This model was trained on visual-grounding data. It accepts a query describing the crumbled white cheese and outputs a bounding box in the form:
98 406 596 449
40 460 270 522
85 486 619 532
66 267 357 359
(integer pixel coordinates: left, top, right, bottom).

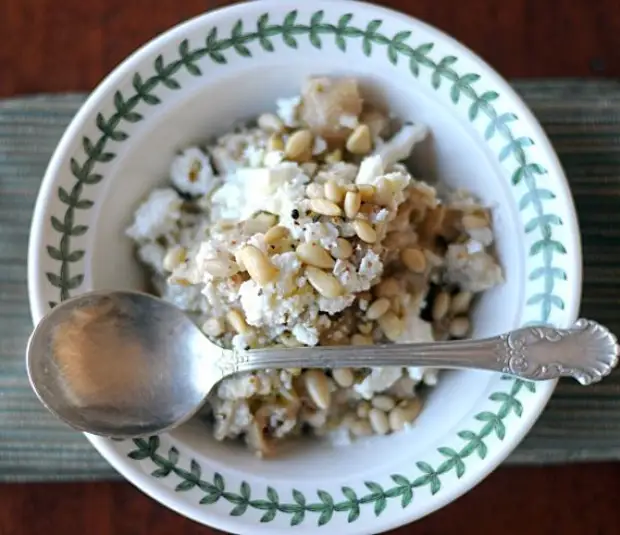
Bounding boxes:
292 324 319 346
126 188 183 242
445 244 504 292
355 367 403 399
375 123 429 167
170 147 217 196
276 96 302 127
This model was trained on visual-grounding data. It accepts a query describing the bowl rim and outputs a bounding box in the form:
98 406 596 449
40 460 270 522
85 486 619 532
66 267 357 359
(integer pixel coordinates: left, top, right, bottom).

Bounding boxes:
27 0 582 532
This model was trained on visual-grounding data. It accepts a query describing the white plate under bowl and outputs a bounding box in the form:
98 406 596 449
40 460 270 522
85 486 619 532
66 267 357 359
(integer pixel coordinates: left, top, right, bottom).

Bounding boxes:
27 1 581 533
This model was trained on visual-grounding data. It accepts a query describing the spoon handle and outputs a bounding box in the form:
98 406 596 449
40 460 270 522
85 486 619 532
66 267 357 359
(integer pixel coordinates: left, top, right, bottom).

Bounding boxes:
236 319 618 385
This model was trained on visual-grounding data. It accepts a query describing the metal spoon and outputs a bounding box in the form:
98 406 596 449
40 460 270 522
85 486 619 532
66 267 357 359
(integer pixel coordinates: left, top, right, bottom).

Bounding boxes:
26 290 619 439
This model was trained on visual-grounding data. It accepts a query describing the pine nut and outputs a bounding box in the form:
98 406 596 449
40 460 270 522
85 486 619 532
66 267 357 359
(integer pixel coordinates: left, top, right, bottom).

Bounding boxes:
346 124 372 155
324 149 342 163
264 225 289 245
449 316 470 338
390 295 403 316
331 237 353 260
432 291 451 321
203 259 238 278
202 317 224 337
306 183 324 199
303 370 331 410
357 184 376 201
284 129 313 162
450 291 473 314
309 198 342 217
358 322 373 335
267 133 284 152
388 398 424 431
351 333 373 345
258 112 284 132
305 266 343 298
227 309 250 334
401 247 427 274
344 191 362 219
374 278 400 298
366 297 391 320
163 245 186 272
350 419 373 437
368 408 390 435
324 180 345 204
237 245 279 286
352 219 377 243
296 242 335 269
332 368 354 388
462 213 488 230
372 395 396 412
356 401 371 419
378 311 404 341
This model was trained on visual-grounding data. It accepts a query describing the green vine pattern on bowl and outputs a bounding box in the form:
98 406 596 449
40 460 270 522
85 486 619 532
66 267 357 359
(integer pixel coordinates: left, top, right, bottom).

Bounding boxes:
127 376 534 526
42 9 559 526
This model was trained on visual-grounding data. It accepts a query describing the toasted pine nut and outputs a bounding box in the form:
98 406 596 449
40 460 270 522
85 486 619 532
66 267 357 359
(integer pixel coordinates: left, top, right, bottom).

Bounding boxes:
163 245 186 272
378 311 403 341
306 183 324 199
346 124 372 155
352 219 377 243
450 291 473 315
357 184 376 201
368 408 390 435
258 112 284 132
309 198 342 217
332 368 355 388
366 297 391 320
356 401 371 419
374 278 400 298
389 398 423 432
372 395 396 412
303 370 331 410
267 133 284 152
331 237 353 260
324 180 345 204
284 129 313 162
401 247 427 274
296 242 335 269
432 291 451 321
344 191 362 219
305 266 343 298
350 419 373 436
264 225 289 245
324 148 342 163
462 214 488 230
358 322 373 335
203 259 238 278
449 316 470 338
351 333 373 346
202 317 224 337
227 309 249 334
237 245 279 286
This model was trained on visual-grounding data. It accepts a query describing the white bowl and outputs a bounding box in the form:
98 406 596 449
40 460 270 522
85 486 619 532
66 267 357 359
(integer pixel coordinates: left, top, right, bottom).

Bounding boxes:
28 1 581 533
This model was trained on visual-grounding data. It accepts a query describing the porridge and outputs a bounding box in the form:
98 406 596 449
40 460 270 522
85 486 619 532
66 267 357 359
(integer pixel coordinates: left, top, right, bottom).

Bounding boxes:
126 77 503 457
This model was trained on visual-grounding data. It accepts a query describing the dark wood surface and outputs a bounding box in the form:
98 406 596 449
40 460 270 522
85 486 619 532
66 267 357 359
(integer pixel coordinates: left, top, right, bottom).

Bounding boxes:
2 0 620 533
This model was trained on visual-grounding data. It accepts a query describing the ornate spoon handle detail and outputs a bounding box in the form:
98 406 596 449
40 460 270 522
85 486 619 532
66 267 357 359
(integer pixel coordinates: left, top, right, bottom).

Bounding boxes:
230 319 618 385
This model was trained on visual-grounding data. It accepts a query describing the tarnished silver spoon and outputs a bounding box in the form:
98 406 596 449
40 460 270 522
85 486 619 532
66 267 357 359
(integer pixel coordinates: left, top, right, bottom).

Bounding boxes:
26 290 619 438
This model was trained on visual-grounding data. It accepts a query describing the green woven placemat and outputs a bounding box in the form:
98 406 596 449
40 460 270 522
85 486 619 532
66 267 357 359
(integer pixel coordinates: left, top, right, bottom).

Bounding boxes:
2 80 620 481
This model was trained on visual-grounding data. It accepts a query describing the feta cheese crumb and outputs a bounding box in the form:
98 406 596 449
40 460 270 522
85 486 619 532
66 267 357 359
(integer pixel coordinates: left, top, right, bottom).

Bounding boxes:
171 147 217 196
126 188 183 241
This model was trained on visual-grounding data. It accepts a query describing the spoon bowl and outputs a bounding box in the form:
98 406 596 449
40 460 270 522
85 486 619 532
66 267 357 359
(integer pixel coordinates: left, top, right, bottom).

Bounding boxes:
26 290 216 437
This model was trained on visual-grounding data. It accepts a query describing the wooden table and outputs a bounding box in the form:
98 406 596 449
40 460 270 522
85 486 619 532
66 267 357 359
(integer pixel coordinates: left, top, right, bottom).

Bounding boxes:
1 0 620 533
